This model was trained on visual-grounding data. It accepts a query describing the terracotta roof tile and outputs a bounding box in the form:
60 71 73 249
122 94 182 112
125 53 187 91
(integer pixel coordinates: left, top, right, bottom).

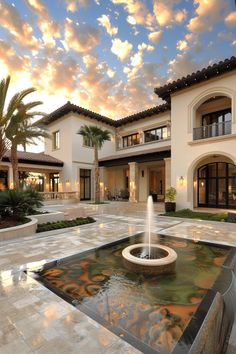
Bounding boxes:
3 151 63 167
42 101 115 127
154 56 236 102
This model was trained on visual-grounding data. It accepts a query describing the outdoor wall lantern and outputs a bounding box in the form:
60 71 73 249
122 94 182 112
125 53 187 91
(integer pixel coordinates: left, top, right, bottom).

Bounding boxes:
179 176 184 185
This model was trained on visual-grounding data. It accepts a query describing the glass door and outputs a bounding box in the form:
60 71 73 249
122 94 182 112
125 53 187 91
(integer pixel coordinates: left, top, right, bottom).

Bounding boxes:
50 173 59 192
80 169 91 200
198 162 236 209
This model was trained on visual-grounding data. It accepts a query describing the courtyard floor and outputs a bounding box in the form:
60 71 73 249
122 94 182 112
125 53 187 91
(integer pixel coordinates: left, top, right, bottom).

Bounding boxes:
0 203 235 353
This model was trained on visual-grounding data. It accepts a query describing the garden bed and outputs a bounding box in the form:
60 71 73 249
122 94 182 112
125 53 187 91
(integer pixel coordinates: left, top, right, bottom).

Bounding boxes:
0 217 29 229
0 217 38 241
162 209 236 222
37 217 95 233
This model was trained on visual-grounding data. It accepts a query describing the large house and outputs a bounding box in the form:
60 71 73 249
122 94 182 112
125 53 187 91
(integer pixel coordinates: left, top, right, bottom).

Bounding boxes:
1 56 236 210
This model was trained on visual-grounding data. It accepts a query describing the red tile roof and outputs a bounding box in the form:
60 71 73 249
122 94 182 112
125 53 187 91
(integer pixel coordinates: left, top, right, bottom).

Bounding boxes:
3 151 63 167
155 56 236 102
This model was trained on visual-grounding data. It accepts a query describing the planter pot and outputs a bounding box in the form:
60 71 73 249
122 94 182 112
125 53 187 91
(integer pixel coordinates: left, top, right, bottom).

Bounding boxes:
165 202 176 213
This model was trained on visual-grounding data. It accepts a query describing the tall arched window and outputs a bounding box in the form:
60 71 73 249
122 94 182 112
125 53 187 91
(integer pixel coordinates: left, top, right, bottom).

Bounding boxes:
198 163 236 208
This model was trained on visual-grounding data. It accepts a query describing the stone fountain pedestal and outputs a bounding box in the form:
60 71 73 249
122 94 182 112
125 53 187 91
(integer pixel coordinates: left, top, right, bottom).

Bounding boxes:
122 243 177 275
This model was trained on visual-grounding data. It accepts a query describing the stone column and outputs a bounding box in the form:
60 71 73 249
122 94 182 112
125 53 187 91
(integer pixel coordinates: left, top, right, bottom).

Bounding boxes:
8 165 14 189
128 162 139 202
45 173 50 192
164 158 171 192
77 167 80 200
99 167 107 201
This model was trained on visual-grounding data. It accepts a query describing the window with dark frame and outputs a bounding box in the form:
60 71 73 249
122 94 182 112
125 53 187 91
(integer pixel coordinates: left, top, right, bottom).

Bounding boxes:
144 126 167 143
53 131 60 149
122 133 140 148
202 108 231 126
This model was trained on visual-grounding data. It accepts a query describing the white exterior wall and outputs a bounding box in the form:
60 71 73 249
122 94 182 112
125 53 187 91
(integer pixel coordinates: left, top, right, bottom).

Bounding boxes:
44 112 116 194
44 114 74 192
171 71 236 210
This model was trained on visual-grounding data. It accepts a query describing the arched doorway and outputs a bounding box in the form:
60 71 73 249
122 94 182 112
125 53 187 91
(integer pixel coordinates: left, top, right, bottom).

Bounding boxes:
198 162 236 208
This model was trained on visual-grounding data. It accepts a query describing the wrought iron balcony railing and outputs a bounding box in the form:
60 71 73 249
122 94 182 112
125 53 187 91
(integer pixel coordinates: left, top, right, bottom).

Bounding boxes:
193 121 231 140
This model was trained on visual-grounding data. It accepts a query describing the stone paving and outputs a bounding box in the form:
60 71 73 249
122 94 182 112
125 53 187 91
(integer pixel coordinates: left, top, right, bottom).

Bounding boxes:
0 204 236 353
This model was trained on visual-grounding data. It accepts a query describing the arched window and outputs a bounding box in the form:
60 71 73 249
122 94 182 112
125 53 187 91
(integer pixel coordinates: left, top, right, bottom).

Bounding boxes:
198 163 236 208
193 95 232 140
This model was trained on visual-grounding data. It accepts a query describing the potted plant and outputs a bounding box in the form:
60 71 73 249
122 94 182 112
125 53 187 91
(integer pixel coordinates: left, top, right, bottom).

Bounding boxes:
165 187 177 212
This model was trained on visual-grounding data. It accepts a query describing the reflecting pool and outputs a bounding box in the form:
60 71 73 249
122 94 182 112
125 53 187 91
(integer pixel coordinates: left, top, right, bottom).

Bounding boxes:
31 234 233 353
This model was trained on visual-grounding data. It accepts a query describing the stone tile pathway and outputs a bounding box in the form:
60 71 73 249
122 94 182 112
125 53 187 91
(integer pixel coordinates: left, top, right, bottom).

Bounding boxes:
0 206 235 353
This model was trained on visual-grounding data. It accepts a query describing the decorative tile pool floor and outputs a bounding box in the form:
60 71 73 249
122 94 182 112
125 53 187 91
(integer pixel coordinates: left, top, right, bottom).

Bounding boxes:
0 207 236 353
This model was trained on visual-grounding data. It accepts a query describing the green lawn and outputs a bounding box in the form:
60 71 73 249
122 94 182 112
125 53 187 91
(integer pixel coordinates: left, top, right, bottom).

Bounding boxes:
162 208 236 222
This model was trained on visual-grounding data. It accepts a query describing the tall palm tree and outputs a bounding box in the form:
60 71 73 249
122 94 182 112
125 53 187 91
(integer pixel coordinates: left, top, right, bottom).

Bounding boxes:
78 125 111 203
5 102 49 189
0 76 36 165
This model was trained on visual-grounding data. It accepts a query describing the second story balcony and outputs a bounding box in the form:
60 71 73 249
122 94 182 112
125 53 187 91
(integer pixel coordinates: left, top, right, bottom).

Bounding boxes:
193 121 232 141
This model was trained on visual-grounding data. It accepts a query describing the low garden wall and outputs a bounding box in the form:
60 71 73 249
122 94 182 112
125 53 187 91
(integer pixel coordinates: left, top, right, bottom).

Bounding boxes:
28 211 65 224
0 218 37 242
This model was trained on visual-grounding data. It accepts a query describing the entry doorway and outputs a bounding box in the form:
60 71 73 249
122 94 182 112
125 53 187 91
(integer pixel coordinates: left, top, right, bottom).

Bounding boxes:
50 173 59 192
80 169 91 200
149 169 164 202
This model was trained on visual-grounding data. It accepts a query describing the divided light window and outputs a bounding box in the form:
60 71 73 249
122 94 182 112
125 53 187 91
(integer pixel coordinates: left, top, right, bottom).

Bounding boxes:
53 131 60 149
202 108 231 126
144 126 167 143
122 133 140 148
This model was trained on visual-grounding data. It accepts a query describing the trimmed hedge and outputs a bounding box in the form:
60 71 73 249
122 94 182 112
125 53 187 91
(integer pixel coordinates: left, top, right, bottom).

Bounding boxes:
37 216 95 233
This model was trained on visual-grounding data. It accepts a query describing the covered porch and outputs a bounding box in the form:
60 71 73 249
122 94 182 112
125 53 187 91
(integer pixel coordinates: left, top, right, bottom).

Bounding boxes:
0 151 63 193
99 149 171 203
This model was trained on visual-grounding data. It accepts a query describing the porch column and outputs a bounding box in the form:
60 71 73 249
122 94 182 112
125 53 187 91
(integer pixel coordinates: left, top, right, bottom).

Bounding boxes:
8 166 14 189
164 157 171 192
45 173 50 192
128 162 139 202
99 166 107 202
77 167 80 200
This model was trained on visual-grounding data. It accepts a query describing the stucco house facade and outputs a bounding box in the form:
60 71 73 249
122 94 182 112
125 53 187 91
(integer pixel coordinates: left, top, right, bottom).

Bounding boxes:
1 56 236 210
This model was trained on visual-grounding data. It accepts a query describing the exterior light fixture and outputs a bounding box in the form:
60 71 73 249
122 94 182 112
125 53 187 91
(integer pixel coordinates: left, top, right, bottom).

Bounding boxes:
179 176 184 185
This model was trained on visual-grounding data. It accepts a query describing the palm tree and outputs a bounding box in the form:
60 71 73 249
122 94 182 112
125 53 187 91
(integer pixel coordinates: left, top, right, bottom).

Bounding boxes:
5 102 49 189
0 76 36 165
78 125 111 203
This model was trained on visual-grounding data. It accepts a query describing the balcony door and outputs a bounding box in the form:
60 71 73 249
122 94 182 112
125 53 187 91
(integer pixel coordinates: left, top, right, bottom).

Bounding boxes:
80 169 91 200
198 162 236 208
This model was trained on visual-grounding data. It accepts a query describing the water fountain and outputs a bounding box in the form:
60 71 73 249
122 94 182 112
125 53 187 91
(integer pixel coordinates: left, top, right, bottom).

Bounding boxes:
122 195 177 274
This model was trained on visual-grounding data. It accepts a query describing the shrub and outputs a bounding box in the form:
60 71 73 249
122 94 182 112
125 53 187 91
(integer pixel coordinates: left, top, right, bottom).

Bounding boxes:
165 187 177 202
0 189 28 220
23 187 44 215
0 188 44 220
36 217 95 232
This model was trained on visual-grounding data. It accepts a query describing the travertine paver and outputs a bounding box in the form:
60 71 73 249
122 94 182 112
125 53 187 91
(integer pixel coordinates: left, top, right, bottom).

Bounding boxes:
0 206 235 353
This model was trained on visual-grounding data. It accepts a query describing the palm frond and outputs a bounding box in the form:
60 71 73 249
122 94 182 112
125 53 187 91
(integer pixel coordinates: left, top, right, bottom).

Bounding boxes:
78 125 111 148
0 76 10 124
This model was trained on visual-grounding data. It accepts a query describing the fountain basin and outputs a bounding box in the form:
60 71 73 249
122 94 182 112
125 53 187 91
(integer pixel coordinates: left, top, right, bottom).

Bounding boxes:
122 243 177 275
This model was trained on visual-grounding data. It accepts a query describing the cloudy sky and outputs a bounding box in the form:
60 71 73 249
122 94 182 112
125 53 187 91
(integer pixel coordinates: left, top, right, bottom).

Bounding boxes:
0 0 236 119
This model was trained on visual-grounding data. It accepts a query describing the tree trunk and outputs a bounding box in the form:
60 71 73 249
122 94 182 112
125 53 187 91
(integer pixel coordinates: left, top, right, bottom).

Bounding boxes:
11 141 19 189
0 133 6 167
94 145 100 203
